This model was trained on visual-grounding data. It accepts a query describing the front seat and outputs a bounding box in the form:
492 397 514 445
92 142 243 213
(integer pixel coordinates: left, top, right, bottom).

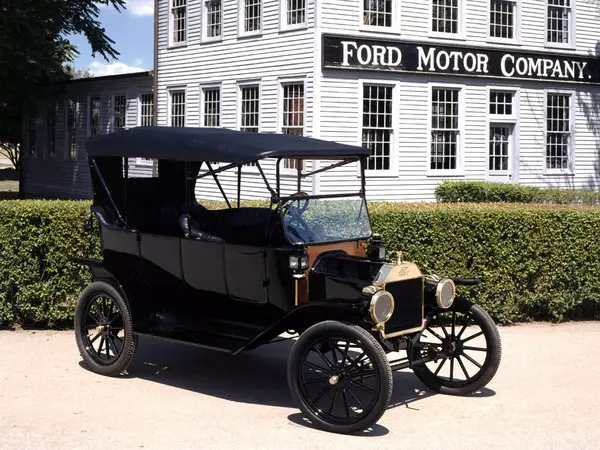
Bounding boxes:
178 214 224 243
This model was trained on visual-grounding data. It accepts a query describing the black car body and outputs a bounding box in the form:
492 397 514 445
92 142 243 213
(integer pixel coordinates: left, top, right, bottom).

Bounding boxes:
73 127 502 434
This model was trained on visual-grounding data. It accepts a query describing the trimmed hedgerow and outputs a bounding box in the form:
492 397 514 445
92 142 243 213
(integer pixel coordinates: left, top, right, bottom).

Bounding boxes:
0 200 599 328
435 180 600 205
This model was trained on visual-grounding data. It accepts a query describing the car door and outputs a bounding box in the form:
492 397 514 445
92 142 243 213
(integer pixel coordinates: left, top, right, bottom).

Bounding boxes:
224 244 268 304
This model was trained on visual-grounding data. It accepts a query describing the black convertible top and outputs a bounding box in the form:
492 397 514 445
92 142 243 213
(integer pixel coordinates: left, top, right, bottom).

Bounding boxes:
86 126 370 163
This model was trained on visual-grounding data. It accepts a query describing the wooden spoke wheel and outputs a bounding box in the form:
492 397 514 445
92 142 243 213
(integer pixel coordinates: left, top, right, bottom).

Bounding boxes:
410 297 502 395
288 321 392 434
75 281 136 377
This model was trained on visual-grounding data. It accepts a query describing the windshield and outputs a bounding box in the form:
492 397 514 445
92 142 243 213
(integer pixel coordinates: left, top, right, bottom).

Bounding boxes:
281 195 372 245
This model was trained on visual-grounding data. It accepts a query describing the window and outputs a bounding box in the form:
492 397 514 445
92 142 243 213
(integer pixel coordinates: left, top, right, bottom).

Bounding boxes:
546 93 572 170
363 0 393 28
432 0 460 34
66 99 78 159
547 0 572 45
362 85 393 171
205 0 222 39
27 112 37 158
284 0 306 27
113 95 126 131
170 91 186 127
489 126 511 172
430 87 461 171
46 100 57 158
241 0 262 34
281 82 305 169
489 0 516 40
489 90 514 116
88 96 101 136
240 85 260 132
202 87 221 127
171 0 187 44
140 93 154 126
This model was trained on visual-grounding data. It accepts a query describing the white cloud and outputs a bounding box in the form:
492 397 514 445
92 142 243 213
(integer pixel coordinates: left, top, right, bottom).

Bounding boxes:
88 61 148 76
126 0 154 16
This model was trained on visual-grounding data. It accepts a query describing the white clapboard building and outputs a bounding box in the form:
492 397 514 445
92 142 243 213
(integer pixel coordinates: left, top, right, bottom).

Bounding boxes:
22 1 600 200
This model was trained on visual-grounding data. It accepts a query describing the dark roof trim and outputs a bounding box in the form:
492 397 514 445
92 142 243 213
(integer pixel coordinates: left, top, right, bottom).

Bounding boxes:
67 70 154 84
86 126 371 163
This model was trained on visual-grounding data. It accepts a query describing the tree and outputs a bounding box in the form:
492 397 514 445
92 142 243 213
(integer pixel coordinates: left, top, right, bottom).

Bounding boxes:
0 0 126 169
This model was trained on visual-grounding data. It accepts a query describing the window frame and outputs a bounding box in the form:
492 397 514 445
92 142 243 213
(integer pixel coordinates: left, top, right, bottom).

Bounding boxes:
237 80 262 133
357 79 398 177
280 0 308 32
487 0 521 45
359 0 400 33
200 84 222 128
87 95 102 138
45 99 58 159
426 82 466 177
486 86 520 179
544 89 575 175
112 94 127 132
278 77 307 173
169 0 188 48
545 0 576 50
137 92 155 166
65 98 79 160
203 0 223 42
26 108 39 159
167 87 187 128
238 0 263 38
429 0 466 40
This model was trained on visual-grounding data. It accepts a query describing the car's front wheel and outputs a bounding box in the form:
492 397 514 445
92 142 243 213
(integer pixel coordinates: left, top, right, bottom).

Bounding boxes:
409 297 502 395
74 281 136 377
287 321 392 434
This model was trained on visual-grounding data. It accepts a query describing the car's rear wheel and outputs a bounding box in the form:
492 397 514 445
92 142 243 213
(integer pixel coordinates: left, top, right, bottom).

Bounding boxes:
74 281 136 376
409 297 501 395
287 321 392 434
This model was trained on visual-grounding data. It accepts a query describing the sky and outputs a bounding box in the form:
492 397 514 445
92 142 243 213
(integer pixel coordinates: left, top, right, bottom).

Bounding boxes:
68 0 154 76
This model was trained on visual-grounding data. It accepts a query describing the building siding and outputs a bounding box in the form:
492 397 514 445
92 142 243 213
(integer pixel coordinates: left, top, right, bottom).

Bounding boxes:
22 74 153 199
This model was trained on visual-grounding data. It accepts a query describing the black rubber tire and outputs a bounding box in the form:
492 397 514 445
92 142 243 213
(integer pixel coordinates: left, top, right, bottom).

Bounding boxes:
287 321 392 434
74 281 136 377
410 297 502 396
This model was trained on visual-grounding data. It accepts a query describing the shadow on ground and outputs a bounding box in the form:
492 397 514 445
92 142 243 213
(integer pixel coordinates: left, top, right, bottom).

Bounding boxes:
93 335 495 414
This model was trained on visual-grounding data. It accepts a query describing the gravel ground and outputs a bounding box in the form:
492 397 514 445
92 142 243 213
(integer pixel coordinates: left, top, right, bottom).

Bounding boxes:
1 322 599 450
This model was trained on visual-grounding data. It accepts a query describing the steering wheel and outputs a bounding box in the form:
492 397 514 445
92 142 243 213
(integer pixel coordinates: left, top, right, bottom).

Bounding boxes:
283 191 310 217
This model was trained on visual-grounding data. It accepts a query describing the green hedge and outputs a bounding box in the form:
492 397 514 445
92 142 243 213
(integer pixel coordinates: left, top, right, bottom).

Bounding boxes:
435 180 600 205
1 200 599 328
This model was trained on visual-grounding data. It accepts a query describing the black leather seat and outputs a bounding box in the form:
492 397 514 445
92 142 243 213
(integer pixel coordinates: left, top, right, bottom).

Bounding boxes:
179 214 224 243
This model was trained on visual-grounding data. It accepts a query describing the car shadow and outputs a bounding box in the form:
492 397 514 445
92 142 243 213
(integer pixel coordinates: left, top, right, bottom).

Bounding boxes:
92 335 494 408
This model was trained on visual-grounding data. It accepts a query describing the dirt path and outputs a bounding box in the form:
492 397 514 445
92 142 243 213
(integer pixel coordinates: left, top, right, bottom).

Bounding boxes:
1 322 599 449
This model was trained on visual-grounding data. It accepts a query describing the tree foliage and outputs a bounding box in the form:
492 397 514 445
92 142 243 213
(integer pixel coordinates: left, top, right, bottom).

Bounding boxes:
0 0 126 151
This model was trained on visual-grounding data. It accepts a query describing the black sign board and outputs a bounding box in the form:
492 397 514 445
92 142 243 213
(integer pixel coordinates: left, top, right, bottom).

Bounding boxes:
322 34 600 84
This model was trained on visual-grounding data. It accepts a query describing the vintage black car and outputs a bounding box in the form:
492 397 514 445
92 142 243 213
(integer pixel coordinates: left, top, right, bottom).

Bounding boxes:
73 127 501 434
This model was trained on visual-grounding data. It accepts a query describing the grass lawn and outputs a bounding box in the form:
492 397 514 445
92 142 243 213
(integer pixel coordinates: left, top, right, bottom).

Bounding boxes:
0 169 20 199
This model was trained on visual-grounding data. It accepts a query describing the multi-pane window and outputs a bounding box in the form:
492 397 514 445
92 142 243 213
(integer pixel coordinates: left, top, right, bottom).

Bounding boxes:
88 96 101 136
281 83 305 169
27 112 37 158
140 93 154 126
489 91 514 116
363 0 393 27
240 86 260 132
67 99 78 159
203 88 221 127
362 85 393 171
489 0 516 40
432 0 460 34
46 100 57 158
546 93 571 170
242 0 262 33
172 0 187 44
205 1 222 38
286 0 306 26
113 95 126 131
547 0 571 44
489 126 511 172
170 91 186 127
431 88 460 171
